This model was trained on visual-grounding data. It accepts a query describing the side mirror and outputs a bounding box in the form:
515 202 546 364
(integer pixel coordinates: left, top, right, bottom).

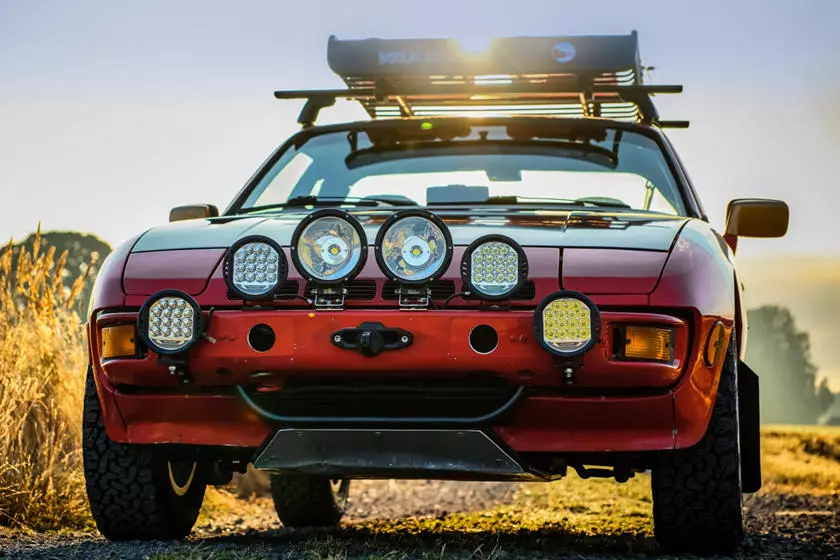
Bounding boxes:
725 198 788 237
169 204 219 222
723 198 788 252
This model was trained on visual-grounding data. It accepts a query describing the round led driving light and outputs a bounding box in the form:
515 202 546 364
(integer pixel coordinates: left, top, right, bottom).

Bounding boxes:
461 235 528 301
290 209 368 285
137 290 202 355
533 291 601 357
223 236 287 300
375 210 453 284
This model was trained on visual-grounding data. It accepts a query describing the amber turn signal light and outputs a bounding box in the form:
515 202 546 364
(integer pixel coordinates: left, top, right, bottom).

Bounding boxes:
622 326 673 362
101 324 136 359
705 321 727 366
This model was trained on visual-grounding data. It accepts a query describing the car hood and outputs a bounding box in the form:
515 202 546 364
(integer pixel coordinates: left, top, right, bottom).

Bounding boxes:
131 209 688 253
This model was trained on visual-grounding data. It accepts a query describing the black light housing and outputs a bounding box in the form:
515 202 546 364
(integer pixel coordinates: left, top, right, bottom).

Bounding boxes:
374 209 453 285
137 290 202 356
290 209 368 286
461 234 528 301
223 235 287 300
532 290 601 357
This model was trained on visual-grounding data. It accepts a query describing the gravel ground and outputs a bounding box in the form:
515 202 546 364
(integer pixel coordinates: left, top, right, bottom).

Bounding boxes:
0 481 836 559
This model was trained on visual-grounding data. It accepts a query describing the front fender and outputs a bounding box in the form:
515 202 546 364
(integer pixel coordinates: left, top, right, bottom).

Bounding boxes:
651 219 736 448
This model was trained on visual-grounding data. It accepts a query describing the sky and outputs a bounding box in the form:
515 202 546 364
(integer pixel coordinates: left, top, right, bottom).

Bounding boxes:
1 0 839 261
2 0 840 392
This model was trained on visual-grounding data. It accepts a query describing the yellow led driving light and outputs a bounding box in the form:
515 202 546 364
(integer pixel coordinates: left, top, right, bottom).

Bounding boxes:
533 291 600 357
623 326 673 362
101 324 136 359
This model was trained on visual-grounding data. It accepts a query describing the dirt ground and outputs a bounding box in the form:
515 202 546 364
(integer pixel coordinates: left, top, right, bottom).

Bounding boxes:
1 477 837 560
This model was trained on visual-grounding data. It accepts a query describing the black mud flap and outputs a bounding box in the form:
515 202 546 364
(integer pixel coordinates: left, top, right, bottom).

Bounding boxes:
738 360 761 493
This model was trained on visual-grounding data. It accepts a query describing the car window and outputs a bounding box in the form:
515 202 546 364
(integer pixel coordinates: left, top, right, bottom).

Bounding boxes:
242 125 686 215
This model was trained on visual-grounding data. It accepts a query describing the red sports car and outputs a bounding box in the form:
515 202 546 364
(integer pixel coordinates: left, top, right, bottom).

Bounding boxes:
84 33 788 554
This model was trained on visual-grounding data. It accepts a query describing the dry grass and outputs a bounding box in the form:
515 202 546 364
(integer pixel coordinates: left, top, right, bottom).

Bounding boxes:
0 229 95 530
761 424 840 494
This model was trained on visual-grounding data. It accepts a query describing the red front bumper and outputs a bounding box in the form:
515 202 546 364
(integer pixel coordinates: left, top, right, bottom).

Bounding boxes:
90 308 728 453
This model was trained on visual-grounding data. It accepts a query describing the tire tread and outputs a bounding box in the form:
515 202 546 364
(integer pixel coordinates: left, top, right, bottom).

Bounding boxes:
270 474 345 527
652 334 744 554
82 368 205 540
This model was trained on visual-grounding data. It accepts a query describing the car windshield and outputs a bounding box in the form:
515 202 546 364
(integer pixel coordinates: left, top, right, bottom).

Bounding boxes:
238 124 686 215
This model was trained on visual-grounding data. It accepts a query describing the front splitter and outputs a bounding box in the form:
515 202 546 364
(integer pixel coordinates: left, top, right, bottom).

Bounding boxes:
253 428 548 481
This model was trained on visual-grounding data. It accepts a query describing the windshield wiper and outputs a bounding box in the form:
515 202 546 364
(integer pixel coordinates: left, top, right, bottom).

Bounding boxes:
429 195 631 209
235 195 412 214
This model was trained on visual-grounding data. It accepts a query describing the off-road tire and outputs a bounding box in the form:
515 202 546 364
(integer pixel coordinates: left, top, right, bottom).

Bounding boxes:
270 474 348 527
652 333 744 554
82 367 206 540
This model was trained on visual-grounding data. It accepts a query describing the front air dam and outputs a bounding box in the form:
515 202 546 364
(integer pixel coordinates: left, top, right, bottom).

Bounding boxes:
253 428 545 481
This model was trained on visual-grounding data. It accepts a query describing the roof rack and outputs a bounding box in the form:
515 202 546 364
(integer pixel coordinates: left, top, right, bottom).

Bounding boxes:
275 32 687 129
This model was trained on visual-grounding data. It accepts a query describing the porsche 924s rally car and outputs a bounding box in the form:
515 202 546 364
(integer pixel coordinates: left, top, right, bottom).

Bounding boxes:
84 33 789 554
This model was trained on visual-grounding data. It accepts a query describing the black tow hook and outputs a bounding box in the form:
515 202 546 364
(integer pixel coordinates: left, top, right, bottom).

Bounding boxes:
331 322 413 357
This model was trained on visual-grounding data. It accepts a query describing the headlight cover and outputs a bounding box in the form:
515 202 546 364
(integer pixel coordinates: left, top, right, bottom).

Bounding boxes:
375 210 453 284
290 209 368 285
533 291 601 357
223 236 287 299
137 290 202 355
461 235 528 301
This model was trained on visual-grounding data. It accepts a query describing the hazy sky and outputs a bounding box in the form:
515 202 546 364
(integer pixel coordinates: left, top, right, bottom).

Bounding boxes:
2 0 839 261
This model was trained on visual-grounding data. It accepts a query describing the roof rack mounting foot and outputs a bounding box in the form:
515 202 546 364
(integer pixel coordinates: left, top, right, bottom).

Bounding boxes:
298 95 336 128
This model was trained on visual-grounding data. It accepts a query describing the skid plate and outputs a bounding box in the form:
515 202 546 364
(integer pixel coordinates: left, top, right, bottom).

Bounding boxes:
253 428 543 481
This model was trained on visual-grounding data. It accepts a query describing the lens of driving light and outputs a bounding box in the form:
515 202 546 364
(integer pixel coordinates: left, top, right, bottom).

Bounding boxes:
375 211 452 284
224 236 286 299
291 210 367 284
533 291 600 357
462 235 527 300
139 291 201 355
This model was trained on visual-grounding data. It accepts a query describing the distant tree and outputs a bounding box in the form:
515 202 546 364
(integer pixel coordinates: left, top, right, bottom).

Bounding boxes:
817 379 835 417
1 230 111 315
746 305 829 425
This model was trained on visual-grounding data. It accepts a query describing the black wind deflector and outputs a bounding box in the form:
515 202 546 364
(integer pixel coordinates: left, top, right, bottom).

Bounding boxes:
274 32 687 128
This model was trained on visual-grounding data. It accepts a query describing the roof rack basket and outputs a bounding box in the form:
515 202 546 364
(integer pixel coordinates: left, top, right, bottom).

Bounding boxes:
275 32 687 129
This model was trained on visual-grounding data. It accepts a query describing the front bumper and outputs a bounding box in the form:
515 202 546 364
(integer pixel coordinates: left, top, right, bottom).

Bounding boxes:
89 308 728 454
96 309 690 388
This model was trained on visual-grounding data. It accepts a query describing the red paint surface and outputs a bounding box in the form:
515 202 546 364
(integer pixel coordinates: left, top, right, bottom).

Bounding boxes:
124 249 225 296
648 220 736 447
562 248 669 294
87 234 139 318
115 390 268 448
650 221 735 319
92 356 709 452
494 394 676 452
